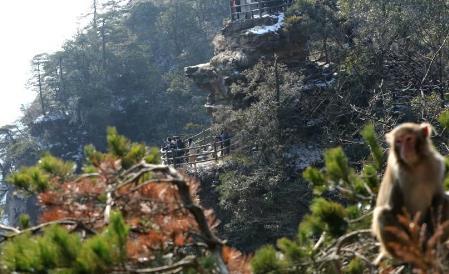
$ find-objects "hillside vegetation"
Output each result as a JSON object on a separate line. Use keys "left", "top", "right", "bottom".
{"left": 2, "top": 0, "right": 449, "bottom": 273}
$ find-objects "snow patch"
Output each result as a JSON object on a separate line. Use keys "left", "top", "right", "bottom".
{"left": 302, "top": 78, "right": 336, "bottom": 91}
{"left": 253, "top": 13, "right": 278, "bottom": 19}
{"left": 246, "top": 13, "right": 285, "bottom": 35}
{"left": 33, "top": 112, "right": 67, "bottom": 124}
{"left": 284, "top": 144, "right": 322, "bottom": 172}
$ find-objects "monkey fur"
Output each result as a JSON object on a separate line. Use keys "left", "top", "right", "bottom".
{"left": 372, "top": 122, "right": 449, "bottom": 264}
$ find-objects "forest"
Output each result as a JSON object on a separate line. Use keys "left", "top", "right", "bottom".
{"left": 1, "top": 0, "right": 449, "bottom": 273}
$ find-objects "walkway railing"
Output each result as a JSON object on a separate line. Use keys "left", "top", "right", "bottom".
{"left": 230, "top": 0, "right": 292, "bottom": 21}
{"left": 186, "top": 128, "right": 214, "bottom": 148}
{"left": 160, "top": 137, "right": 238, "bottom": 169}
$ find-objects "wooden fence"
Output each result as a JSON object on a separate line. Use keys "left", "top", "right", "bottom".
{"left": 160, "top": 137, "right": 238, "bottom": 169}
{"left": 230, "top": 0, "right": 292, "bottom": 21}
{"left": 185, "top": 128, "right": 214, "bottom": 148}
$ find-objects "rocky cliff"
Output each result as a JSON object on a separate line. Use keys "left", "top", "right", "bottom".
{"left": 185, "top": 13, "right": 306, "bottom": 115}
{"left": 184, "top": 12, "right": 331, "bottom": 250}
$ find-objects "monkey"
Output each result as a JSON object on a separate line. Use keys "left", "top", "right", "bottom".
{"left": 372, "top": 122, "right": 449, "bottom": 264}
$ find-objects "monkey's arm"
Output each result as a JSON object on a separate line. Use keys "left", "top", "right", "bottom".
{"left": 431, "top": 192, "right": 449, "bottom": 221}
{"left": 388, "top": 182, "right": 404, "bottom": 215}
{"left": 376, "top": 165, "right": 403, "bottom": 212}
{"left": 372, "top": 181, "right": 406, "bottom": 260}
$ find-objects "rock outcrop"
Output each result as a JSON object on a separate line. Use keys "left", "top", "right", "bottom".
{"left": 5, "top": 187, "right": 39, "bottom": 226}
{"left": 185, "top": 13, "right": 306, "bottom": 113}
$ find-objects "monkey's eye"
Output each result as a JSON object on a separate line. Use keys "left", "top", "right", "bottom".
{"left": 405, "top": 136, "right": 413, "bottom": 142}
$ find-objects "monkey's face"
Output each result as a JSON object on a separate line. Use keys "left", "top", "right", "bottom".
{"left": 387, "top": 123, "right": 431, "bottom": 166}
{"left": 394, "top": 132, "right": 419, "bottom": 165}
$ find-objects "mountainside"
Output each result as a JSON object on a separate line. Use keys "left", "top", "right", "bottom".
{"left": 0, "top": 0, "right": 228, "bottom": 225}
{"left": 182, "top": 0, "right": 449, "bottom": 255}
{"left": 3, "top": 1, "right": 449, "bottom": 272}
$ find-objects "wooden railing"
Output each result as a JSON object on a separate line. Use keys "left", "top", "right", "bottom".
{"left": 186, "top": 128, "right": 214, "bottom": 148}
{"left": 230, "top": 0, "right": 292, "bottom": 21}
{"left": 160, "top": 137, "right": 239, "bottom": 169}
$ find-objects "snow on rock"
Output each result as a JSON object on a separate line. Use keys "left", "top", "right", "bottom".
{"left": 33, "top": 112, "right": 67, "bottom": 124}
{"left": 284, "top": 144, "right": 322, "bottom": 173}
{"left": 253, "top": 13, "right": 278, "bottom": 19}
{"left": 246, "top": 13, "right": 285, "bottom": 35}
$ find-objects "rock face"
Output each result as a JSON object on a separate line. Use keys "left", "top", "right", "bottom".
{"left": 5, "top": 187, "right": 39, "bottom": 226}
{"left": 284, "top": 144, "right": 322, "bottom": 174}
{"left": 185, "top": 13, "right": 306, "bottom": 113}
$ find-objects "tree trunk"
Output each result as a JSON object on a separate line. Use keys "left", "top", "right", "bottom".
{"left": 37, "top": 62, "right": 46, "bottom": 116}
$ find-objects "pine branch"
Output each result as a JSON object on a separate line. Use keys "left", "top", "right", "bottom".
{"left": 0, "top": 219, "right": 96, "bottom": 243}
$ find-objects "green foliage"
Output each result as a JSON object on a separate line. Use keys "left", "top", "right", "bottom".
{"left": 105, "top": 211, "right": 129, "bottom": 261}
{"left": 38, "top": 154, "right": 75, "bottom": 180}
{"left": 251, "top": 245, "right": 284, "bottom": 274}
{"left": 107, "top": 127, "right": 130, "bottom": 158}
{"left": 303, "top": 167, "right": 326, "bottom": 195}
{"left": 298, "top": 214, "right": 325, "bottom": 244}
{"left": 7, "top": 153, "right": 75, "bottom": 192}
{"left": 1, "top": 212, "right": 128, "bottom": 273}
{"left": 7, "top": 166, "right": 50, "bottom": 192}
{"left": 2, "top": 232, "right": 38, "bottom": 272}
{"left": 145, "top": 147, "right": 161, "bottom": 164}
{"left": 76, "top": 212, "right": 130, "bottom": 273}
{"left": 46, "top": 225, "right": 81, "bottom": 267}
{"left": 122, "top": 143, "right": 146, "bottom": 169}
{"left": 19, "top": 214, "right": 30, "bottom": 229}
{"left": 360, "top": 123, "right": 384, "bottom": 170}
{"left": 9, "top": 128, "right": 161, "bottom": 194}
{"left": 343, "top": 257, "right": 364, "bottom": 274}
{"left": 345, "top": 205, "right": 362, "bottom": 220}
{"left": 0, "top": 124, "right": 40, "bottom": 177}
{"left": 411, "top": 93, "right": 444, "bottom": 121}
{"left": 1, "top": 129, "right": 192, "bottom": 272}
{"left": 303, "top": 146, "right": 372, "bottom": 200}
{"left": 439, "top": 110, "right": 449, "bottom": 130}
{"left": 84, "top": 144, "right": 105, "bottom": 167}
{"left": 2, "top": 225, "right": 82, "bottom": 273}
{"left": 217, "top": 155, "right": 308, "bottom": 250}
{"left": 8, "top": 0, "right": 449, "bottom": 272}
{"left": 214, "top": 61, "right": 319, "bottom": 250}
{"left": 310, "top": 128, "right": 382, "bottom": 201}
{"left": 362, "top": 164, "right": 379, "bottom": 191}
{"left": 17, "top": 0, "right": 220, "bottom": 162}
{"left": 324, "top": 147, "right": 350, "bottom": 183}
{"left": 287, "top": 0, "right": 341, "bottom": 62}
{"left": 310, "top": 198, "right": 348, "bottom": 237}
{"left": 106, "top": 127, "right": 160, "bottom": 169}
{"left": 77, "top": 237, "right": 114, "bottom": 273}
{"left": 350, "top": 173, "right": 368, "bottom": 196}
{"left": 253, "top": 125, "right": 385, "bottom": 272}
{"left": 277, "top": 237, "right": 305, "bottom": 263}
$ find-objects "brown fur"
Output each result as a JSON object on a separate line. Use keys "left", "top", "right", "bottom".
{"left": 372, "top": 122, "right": 448, "bottom": 264}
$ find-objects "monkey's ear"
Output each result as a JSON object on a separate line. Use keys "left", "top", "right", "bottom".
{"left": 420, "top": 123, "right": 432, "bottom": 138}
{"left": 385, "top": 131, "right": 394, "bottom": 144}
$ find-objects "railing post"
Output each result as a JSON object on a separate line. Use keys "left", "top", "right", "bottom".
{"left": 213, "top": 140, "right": 218, "bottom": 163}
{"left": 225, "top": 137, "right": 231, "bottom": 156}
{"left": 251, "top": 3, "right": 254, "bottom": 19}
{"left": 221, "top": 140, "right": 225, "bottom": 160}
{"left": 171, "top": 149, "right": 176, "bottom": 168}
{"left": 230, "top": 0, "right": 234, "bottom": 21}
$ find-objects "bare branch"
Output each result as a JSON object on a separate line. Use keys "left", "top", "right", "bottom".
{"left": 127, "top": 255, "right": 196, "bottom": 273}
{"left": 0, "top": 219, "right": 96, "bottom": 243}
{"left": 0, "top": 224, "right": 20, "bottom": 234}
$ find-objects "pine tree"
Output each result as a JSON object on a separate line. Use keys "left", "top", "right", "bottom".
{"left": 1, "top": 128, "right": 250, "bottom": 273}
